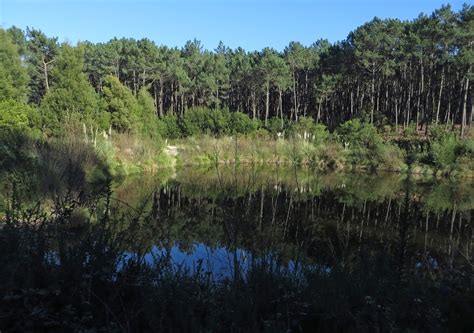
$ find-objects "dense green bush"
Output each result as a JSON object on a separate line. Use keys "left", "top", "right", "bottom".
{"left": 0, "top": 29, "right": 28, "bottom": 102}
{"left": 40, "top": 44, "right": 99, "bottom": 136}
{"left": 265, "top": 117, "right": 289, "bottom": 136}
{"left": 337, "top": 119, "right": 384, "bottom": 167}
{"left": 180, "top": 107, "right": 257, "bottom": 137}
{"left": 0, "top": 129, "right": 36, "bottom": 171}
{"left": 181, "top": 107, "right": 227, "bottom": 136}
{"left": 430, "top": 134, "right": 459, "bottom": 168}
{"left": 157, "top": 114, "right": 181, "bottom": 139}
{"left": 290, "top": 117, "right": 329, "bottom": 144}
{"left": 0, "top": 99, "right": 39, "bottom": 131}
{"left": 101, "top": 75, "right": 140, "bottom": 132}
{"left": 137, "top": 87, "right": 159, "bottom": 138}
{"left": 229, "top": 111, "right": 259, "bottom": 134}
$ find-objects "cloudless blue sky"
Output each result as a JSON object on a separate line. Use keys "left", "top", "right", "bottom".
{"left": 0, "top": 0, "right": 467, "bottom": 51}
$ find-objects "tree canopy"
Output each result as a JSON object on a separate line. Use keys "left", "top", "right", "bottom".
{"left": 0, "top": 4, "right": 472, "bottom": 137}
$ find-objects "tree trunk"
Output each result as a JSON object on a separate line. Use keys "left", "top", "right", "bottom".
{"left": 42, "top": 57, "right": 50, "bottom": 93}
{"left": 461, "top": 75, "right": 470, "bottom": 138}
{"left": 159, "top": 79, "right": 164, "bottom": 117}
{"left": 265, "top": 81, "right": 270, "bottom": 126}
{"left": 435, "top": 68, "right": 444, "bottom": 124}
{"left": 251, "top": 91, "right": 257, "bottom": 120}
{"left": 293, "top": 69, "right": 298, "bottom": 122}
{"left": 303, "top": 71, "right": 308, "bottom": 117}
{"left": 317, "top": 101, "right": 322, "bottom": 124}
{"left": 170, "top": 82, "right": 175, "bottom": 114}
{"left": 153, "top": 83, "right": 159, "bottom": 116}
{"left": 371, "top": 66, "right": 375, "bottom": 124}
{"left": 279, "top": 88, "right": 284, "bottom": 128}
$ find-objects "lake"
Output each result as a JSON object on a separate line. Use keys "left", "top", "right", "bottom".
{"left": 114, "top": 165, "right": 473, "bottom": 282}
{"left": 2, "top": 164, "right": 473, "bottom": 331}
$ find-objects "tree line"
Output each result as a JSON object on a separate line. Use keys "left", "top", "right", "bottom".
{"left": 0, "top": 4, "right": 472, "bottom": 137}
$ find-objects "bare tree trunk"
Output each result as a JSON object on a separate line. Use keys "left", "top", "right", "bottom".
{"left": 461, "top": 75, "right": 470, "bottom": 138}
{"left": 42, "top": 57, "right": 51, "bottom": 93}
{"left": 293, "top": 69, "right": 298, "bottom": 121}
{"left": 371, "top": 66, "right": 375, "bottom": 124}
{"left": 159, "top": 79, "right": 164, "bottom": 117}
{"left": 317, "top": 101, "right": 322, "bottom": 124}
{"left": 265, "top": 81, "right": 270, "bottom": 126}
{"left": 153, "top": 83, "right": 159, "bottom": 116}
{"left": 279, "top": 88, "right": 284, "bottom": 128}
{"left": 436, "top": 68, "right": 444, "bottom": 124}
{"left": 251, "top": 91, "right": 257, "bottom": 120}
{"left": 303, "top": 71, "right": 308, "bottom": 117}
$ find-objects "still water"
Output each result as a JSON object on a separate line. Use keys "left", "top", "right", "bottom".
{"left": 113, "top": 165, "right": 474, "bottom": 280}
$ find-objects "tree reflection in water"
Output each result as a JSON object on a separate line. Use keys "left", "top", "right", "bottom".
{"left": 1, "top": 165, "right": 473, "bottom": 331}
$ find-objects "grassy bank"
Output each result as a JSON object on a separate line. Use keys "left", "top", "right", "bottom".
{"left": 171, "top": 130, "right": 473, "bottom": 179}
{"left": 1, "top": 115, "right": 473, "bottom": 195}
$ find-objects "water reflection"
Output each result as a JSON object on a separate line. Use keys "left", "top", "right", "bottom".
{"left": 114, "top": 165, "right": 473, "bottom": 280}
{"left": 2, "top": 164, "right": 473, "bottom": 330}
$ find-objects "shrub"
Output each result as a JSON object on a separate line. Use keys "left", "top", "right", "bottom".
{"left": 0, "top": 99, "right": 39, "bottom": 131}
{"left": 181, "top": 107, "right": 258, "bottom": 137}
{"left": 229, "top": 111, "right": 258, "bottom": 135}
{"left": 101, "top": 75, "right": 140, "bottom": 132}
{"left": 266, "top": 117, "right": 289, "bottom": 136}
{"left": 378, "top": 144, "right": 406, "bottom": 171}
{"left": 181, "top": 107, "right": 223, "bottom": 136}
{"left": 403, "top": 123, "right": 418, "bottom": 140}
{"left": 337, "top": 119, "right": 384, "bottom": 168}
{"left": 158, "top": 114, "right": 181, "bottom": 139}
{"left": 290, "top": 116, "right": 315, "bottom": 136}
{"left": 430, "top": 134, "right": 459, "bottom": 168}
{"left": 316, "top": 142, "right": 346, "bottom": 170}
{"left": 289, "top": 117, "right": 329, "bottom": 144}
{"left": 137, "top": 87, "right": 160, "bottom": 138}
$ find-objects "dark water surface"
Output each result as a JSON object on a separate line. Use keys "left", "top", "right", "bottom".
{"left": 114, "top": 165, "right": 474, "bottom": 281}
{"left": 2, "top": 164, "right": 474, "bottom": 331}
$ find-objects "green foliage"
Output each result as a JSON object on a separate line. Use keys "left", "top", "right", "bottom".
{"left": 181, "top": 107, "right": 227, "bottom": 136}
{"left": 338, "top": 119, "right": 382, "bottom": 147}
{"left": 403, "top": 123, "right": 418, "bottom": 139}
{"left": 180, "top": 107, "right": 257, "bottom": 137}
{"left": 229, "top": 111, "right": 258, "bottom": 134}
{"left": 0, "top": 99, "right": 39, "bottom": 132}
{"left": 0, "top": 4, "right": 473, "bottom": 177}
{"left": 25, "top": 28, "right": 59, "bottom": 104}
{"left": 265, "top": 117, "right": 289, "bottom": 135}
{"left": 0, "top": 29, "right": 28, "bottom": 102}
{"left": 157, "top": 114, "right": 181, "bottom": 139}
{"left": 290, "top": 117, "right": 329, "bottom": 143}
{"left": 137, "top": 87, "right": 159, "bottom": 138}
{"left": 0, "top": 130, "right": 36, "bottom": 171}
{"left": 102, "top": 75, "right": 139, "bottom": 132}
{"left": 429, "top": 129, "right": 459, "bottom": 168}
{"left": 40, "top": 44, "right": 99, "bottom": 135}
{"left": 337, "top": 119, "right": 384, "bottom": 167}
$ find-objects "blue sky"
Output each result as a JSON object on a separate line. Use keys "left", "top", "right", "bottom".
{"left": 0, "top": 0, "right": 466, "bottom": 51}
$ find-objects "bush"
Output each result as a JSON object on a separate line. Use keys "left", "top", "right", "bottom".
{"left": 289, "top": 117, "right": 329, "bottom": 144}
{"left": 430, "top": 133, "right": 459, "bottom": 168}
{"left": 158, "top": 114, "right": 181, "bottom": 139}
{"left": 0, "top": 100, "right": 43, "bottom": 139}
{"left": 403, "top": 123, "right": 418, "bottom": 138}
{"left": 229, "top": 111, "right": 258, "bottom": 135}
{"left": 181, "top": 107, "right": 225, "bottom": 136}
{"left": 290, "top": 116, "right": 315, "bottom": 136}
{"left": 337, "top": 119, "right": 384, "bottom": 168}
{"left": 180, "top": 107, "right": 257, "bottom": 137}
{"left": 0, "top": 99, "right": 33, "bottom": 130}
